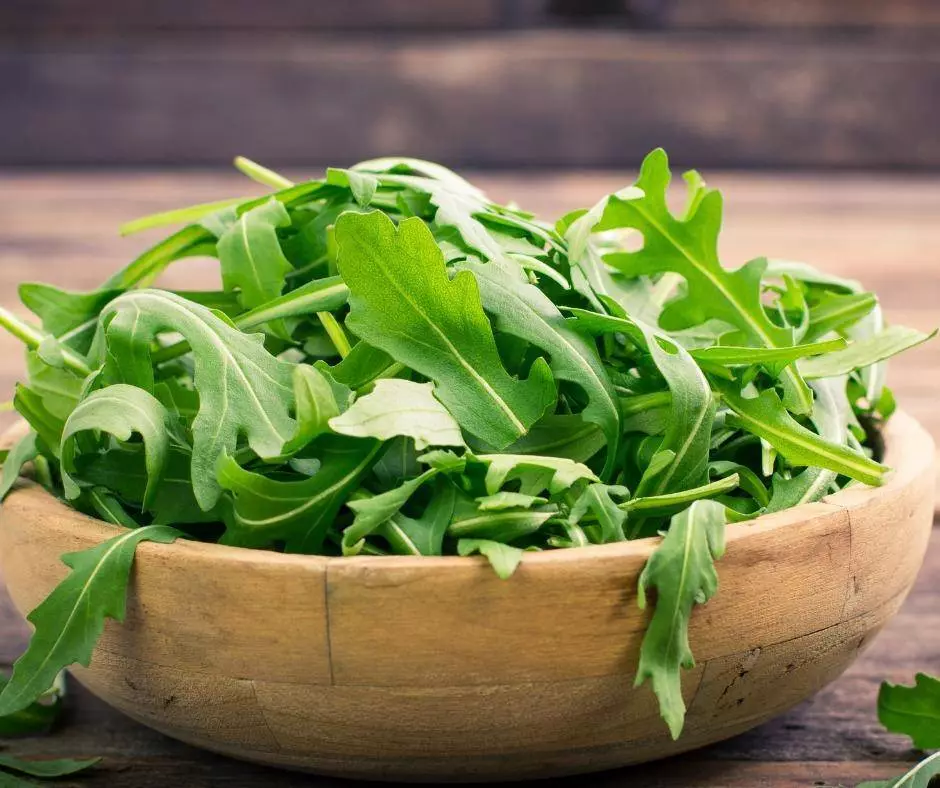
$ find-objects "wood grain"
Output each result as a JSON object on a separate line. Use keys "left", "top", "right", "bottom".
{"left": 2, "top": 32, "right": 940, "bottom": 168}
{"left": 0, "top": 414, "right": 932, "bottom": 781}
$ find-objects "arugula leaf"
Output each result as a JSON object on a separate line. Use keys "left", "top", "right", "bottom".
{"left": 718, "top": 383, "right": 887, "bottom": 486}
{"left": 457, "top": 539, "right": 525, "bottom": 580}
{"left": 595, "top": 149, "right": 813, "bottom": 415}
{"left": 0, "top": 432, "right": 37, "bottom": 501}
{"left": 18, "top": 283, "right": 122, "bottom": 353}
{"left": 800, "top": 326, "right": 937, "bottom": 379}
{"left": 59, "top": 385, "right": 171, "bottom": 508}
{"left": 217, "top": 198, "right": 292, "bottom": 319}
{"left": 375, "top": 478, "right": 458, "bottom": 556}
{"left": 217, "top": 437, "right": 382, "bottom": 552}
{"left": 458, "top": 258, "right": 620, "bottom": 476}
{"left": 857, "top": 752, "right": 940, "bottom": 788}
{"left": 569, "top": 483, "right": 629, "bottom": 543}
{"left": 329, "top": 379, "right": 465, "bottom": 450}
{"left": 282, "top": 365, "right": 347, "bottom": 455}
{"left": 0, "top": 672, "right": 63, "bottom": 737}
{"left": 635, "top": 499, "right": 727, "bottom": 738}
{"left": 101, "top": 290, "right": 297, "bottom": 508}
{"left": 878, "top": 673, "right": 940, "bottom": 749}
{"left": 472, "top": 454, "right": 598, "bottom": 496}
{"left": 335, "top": 211, "right": 555, "bottom": 448}
{"left": 0, "top": 525, "right": 181, "bottom": 717}
{"left": 0, "top": 755, "right": 100, "bottom": 779}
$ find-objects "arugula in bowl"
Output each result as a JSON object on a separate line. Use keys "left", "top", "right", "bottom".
{"left": 0, "top": 150, "right": 932, "bottom": 740}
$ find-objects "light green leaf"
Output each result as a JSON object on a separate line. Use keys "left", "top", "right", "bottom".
{"left": 329, "top": 379, "right": 465, "bottom": 451}
{"left": 459, "top": 258, "right": 620, "bottom": 476}
{"left": 718, "top": 383, "right": 887, "bottom": 486}
{"left": 326, "top": 168, "right": 379, "bottom": 207}
{"left": 800, "top": 325, "right": 937, "bottom": 379}
{"left": 596, "top": 149, "right": 812, "bottom": 414}
{"left": 635, "top": 499, "right": 727, "bottom": 738}
{"left": 878, "top": 673, "right": 940, "bottom": 749}
{"left": 217, "top": 198, "right": 292, "bottom": 336}
{"left": 476, "top": 492, "right": 547, "bottom": 511}
{"left": 690, "top": 337, "right": 846, "bottom": 367}
{"left": 0, "top": 432, "right": 37, "bottom": 501}
{"left": 0, "top": 671, "right": 63, "bottom": 737}
{"left": 857, "top": 752, "right": 940, "bottom": 788}
{"left": 0, "top": 525, "right": 181, "bottom": 717}
{"left": 567, "top": 308, "right": 714, "bottom": 497}
{"left": 457, "top": 539, "right": 525, "bottom": 580}
{"left": 217, "top": 437, "right": 382, "bottom": 552}
{"left": 282, "top": 365, "right": 346, "bottom": 455}
{"left": 101, "top": 290, "right": 298, "bottom": 508}
{"left": 335, "top": 211, "right": 555, "bottom": 448}
{"left": 60, "top": 385, "right": 171, "bottom": 509}
{"left": 472, "top": 453, "right": 598, "bottom": 496}
{"left": 25, "top": 352, "right": 83, "bottom": 421}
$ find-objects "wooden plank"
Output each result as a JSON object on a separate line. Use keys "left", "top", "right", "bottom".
{"left": 2, "top": 32, "right": 940, "bottom": 168}
{"left": 636, "top": 0, "right": 940, "bottom": 30}
{"left": 0, "top": 1, "right": 505, "bottom": 34}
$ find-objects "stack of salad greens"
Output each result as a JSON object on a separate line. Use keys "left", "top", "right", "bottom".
{"left": 0, "top": 150, "right": 935, "bottom": 763}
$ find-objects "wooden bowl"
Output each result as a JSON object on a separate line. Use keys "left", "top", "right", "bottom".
{"left": 0, "top": 412, "right": 934, "bottom": 782}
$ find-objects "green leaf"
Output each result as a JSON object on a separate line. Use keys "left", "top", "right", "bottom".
{"left": 0, "top": 671, "right": 63, "bottom": 737}
{"left": 60, "top": 385, "right": 171, "bottom": 508}
{"left": 282, "top": 365, "right": 346, "bottom": 455}
{"left": 596, "top": 149, "right": 813, "bottom": 415}
{"left": 0, "top": 525, "right": 181, "bottom": 717}
{"left": 718, "top": 383, "right": 887, "bottom": 487}
{"left": 635, "top": 499, "right": 727, "bottom": 739}
{"left": 878, "top": 673, "right": 940, "bottom": 749}
{"left": 805, "top": 291, "right": 878, "bottom": 341}
{"left": 326, "top": 168, "right": 379, "bottom": 207}
{"left": 328, "top": 342, "right": 396, "bottom": 391}
{"left": 101, "top": 290, "right": 297, "bottom": 508}
{"left": 569, "top": 483, "right": 628, "bottom": 543}
{"left": 19, "top": 283, "right": 121, "bottom": 353}
{"left": 0, "top": 755, "right": 100, "bottom": 778}
{"left": 377, "top": 479, "right": 457, "bottom": 556}
{"left": 472, "top": 453, "right": 598, "bottom": 496}
{"left": 489, "top": 414, "right": 605, "bottom": 464}
{"left": 566, "top": 308, "right": 714, "bottom": 497}
{"left": 217, "top": 436, "right": 382, "bottom": 552}
{"left": 457, "top": 538, "right": 525, "bottom": 580}
{"left": 800, "top": 326, "right": 937, "bottom": 379}
{"left": 458, "top": 258, "right": 620, "bottom": 476}
{"left": 24, "top": 352, "right": 83, "bottom": 421}
{"left": 11, "top": 385, "right": 64, "bottom": 456}
{"left": 217, "top": 198, "right": 292, "bottom": 311}
{"left": 335, "top": 211, "right": 555, "bottom": 448}
{"left": 329, "top": 379, "right": 465, "bottom": 450}
{"left": 690, "top": 337, "right": 846, "bottom": 367}
{"left": 857, "top": 752, "right": 940, "bottom": 788}
{"left": 0, "top": 432, "right": 37, "bottom": 501}
{"left": 476, "top": 492, "right": 547, "bottom": 511}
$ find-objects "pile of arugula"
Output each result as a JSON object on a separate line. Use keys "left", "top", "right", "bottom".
{"left": 0, "top": 150, "right": 935, "bottom": 752}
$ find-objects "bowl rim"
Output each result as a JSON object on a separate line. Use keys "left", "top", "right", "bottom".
{"left": 2, "top": 410, "right": 934, "bottom": 572}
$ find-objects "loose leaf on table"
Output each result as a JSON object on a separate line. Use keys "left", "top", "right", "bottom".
{"left": 59, "top": 385, "right": 171, "bottom": 508}
{"left": 101, "top": 290, "right": 297, "bottom": 508}
{"left": 857, "top": 751, "right": 940, "bottom": 788}
{"left": 800, "top": 325, "right": 937, "bottom": 379}
{"left": 718, "top": 383, "right": 887, "bottom": 487}
{"left": 0, "top": 525, "right": 181, "bottom": 717}
{"left": 329, "top": 379, "right": 465, "bottom": 450}
{"left": 458, "top": 258, "right": 620, "bottom": 476}
{"left": 593, "top": 149, "right": 813, "bottom": 415}
{"left": 0, "top": 432, "right": 37, "bottom": 501}
{"left": 878, "top": 673, "right": 940, "bottom": 749}
{"left": 635, "top": 499, "right": 727, "bottom": 739}
{"left": 217, "top": 436, "right": 382, "bottom": 552}
{"left": 457, "top": 538, "right": 526, "bottom": 579}
{"left": 0, "top": 755, "right": 100, "bottom": 779}
{"left": 334, "top": 211, "right": 555, "bottom": 448}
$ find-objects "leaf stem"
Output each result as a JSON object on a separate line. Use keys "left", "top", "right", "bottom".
{"left": 234, "top": 157, "right": 295, "bottom": 190}
{"left": 317, "top": 312, "right": 352, "bottom": 358}
{"left": 0, "top": 308, "right": 92, "bottom": 376}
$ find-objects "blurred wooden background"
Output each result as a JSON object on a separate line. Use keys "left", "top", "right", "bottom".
{"left": 2, "top": 0, "right": 940, "bottom": 168}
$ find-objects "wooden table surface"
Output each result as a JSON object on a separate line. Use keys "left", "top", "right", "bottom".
{"left": 0, "top": 170, "right": 937, "bottom": 787}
